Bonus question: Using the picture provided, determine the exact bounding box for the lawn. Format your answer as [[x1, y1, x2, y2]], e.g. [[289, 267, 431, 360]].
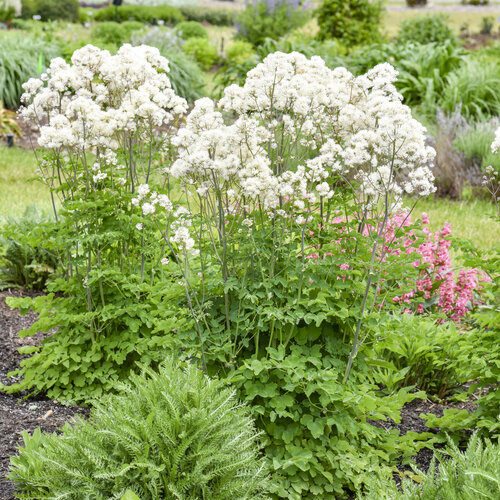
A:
[[1, 144, 496, 254], [0, 146, 52, 218]]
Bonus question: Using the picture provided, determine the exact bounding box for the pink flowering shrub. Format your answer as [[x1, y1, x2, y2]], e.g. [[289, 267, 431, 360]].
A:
[[298, 209, 487, 323], [390, 213, 488, 322]]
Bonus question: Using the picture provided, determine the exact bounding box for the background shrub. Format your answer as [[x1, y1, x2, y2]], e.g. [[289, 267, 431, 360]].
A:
[[94, 4, 184, 24], [316, 0, 383, 47], [397, 14, 457, 45], [225, 40, 255, 64], [8, 361, 269, 499], [455, 120, 500, 173], [0, 34, 60, 109], [21, 0, 79, 22], [236, 1, 308, 47], [182, 36, 217, 70], [0, 206, 58, 291], [406, 0, 427, 5], [180, 6, 235, 26], [0, 0, 15, 22], [462, 0, 489, 5], [91, 21, 144, 46], [176, 20, 207, 40]]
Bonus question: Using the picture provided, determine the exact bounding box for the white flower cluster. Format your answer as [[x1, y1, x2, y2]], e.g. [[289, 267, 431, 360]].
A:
[[171, 52, 435, 208], [169, 98, 278, 205], [492, 127, 500, 154], [21, 44, 187, 154]]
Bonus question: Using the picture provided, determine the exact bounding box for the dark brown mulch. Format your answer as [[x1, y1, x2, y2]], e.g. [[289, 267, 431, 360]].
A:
[[462, 33, 500, 51], [0, 291, 89, 500]]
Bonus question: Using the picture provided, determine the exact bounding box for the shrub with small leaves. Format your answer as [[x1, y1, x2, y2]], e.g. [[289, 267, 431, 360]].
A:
[[8, 360, 270, 499], [182, 37, 217, 70], [316, 0, 383, 47], [21, 0, 79, 22], [236, 1, 308, 47], [176, 20, 208, 40], [397, 14, 458, 45]]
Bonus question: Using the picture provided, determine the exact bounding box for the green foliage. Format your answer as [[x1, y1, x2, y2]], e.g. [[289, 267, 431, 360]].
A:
[[160, 47, 204, 102], [0, 34, 60, 109], [21, 0, 79, 22], [182, 37, 217, 70], [480, 16, 495, 36], [176, 20, 207, 40], [91, 21, 144, 46], [417, 238, 500, 436], [216, 36, 345, 96], [316, 0, 383, 48], [406, 0, 427, 6], [0, 206, 58, 291], [367, 315, 473, 398], [229, 341, 427, 499], [2, 269, 194, 402], [94, 4, 184, 25], [236, 1, 308, 47], [441, 59, 500, 121], [397, 14, 457, 45], [0, 0, 15, 22], [8, 360, 269, 499], [462, 0, 489, 5], [225, 40, 255, 64], [455, 122, 500, 173], [322, 40, 464, 114], [454, 239, 500, 436], [363, 434, 500, 499], [180, 6, 235, 26]]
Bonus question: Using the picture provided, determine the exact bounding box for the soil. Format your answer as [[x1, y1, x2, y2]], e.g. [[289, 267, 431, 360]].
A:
[[0, 291, 89, 500], [0, 290, 479, 498]]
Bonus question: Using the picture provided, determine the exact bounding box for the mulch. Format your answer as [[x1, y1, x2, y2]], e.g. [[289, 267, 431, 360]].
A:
[[0, 290, 478, 499]]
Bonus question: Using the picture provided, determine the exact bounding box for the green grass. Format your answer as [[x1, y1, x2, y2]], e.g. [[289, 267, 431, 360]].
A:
[[383, 11, 499, 39], [0, 146, 52, 218], [1, 146, 496, 254], [415, 197, 499, 252]]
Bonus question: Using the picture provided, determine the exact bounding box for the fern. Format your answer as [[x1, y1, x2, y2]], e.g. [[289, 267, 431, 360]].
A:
[[8, 360, 269, 499]]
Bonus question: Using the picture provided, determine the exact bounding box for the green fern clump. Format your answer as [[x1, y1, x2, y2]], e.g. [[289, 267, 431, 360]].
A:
[[363, 434, 500, 499], [8, 361, 269, 500]]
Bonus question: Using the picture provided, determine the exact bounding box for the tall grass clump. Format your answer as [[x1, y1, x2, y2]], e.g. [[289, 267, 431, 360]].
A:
[[455, 120, 500, 172], [0, 34, 60, 109], [8, 361, 269, 499], [441, 59, 500, 120]]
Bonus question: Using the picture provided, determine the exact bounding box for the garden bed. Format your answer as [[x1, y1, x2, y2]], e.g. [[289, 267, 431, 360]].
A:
[[0, 291, 479, 499]]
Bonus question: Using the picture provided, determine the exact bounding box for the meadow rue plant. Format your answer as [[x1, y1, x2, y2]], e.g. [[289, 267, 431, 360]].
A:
[[4, 44, 191, 401], [138, 51, 436, 378]]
